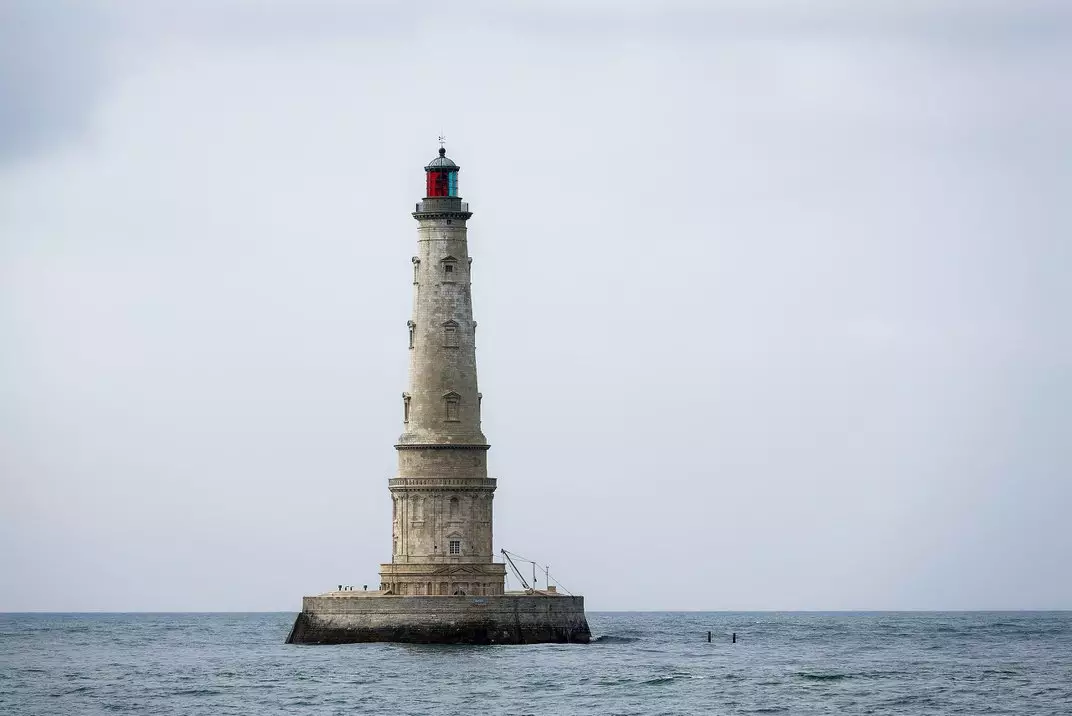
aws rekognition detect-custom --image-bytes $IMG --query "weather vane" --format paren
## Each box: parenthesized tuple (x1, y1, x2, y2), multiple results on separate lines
(438, 134, 447, 149)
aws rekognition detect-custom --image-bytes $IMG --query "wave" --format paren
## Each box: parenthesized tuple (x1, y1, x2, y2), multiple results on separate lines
(171, 688, 225, 696)
(591, 635, 639, 644)
(640, 676, 677, 686)
(796, 672, 850, 681)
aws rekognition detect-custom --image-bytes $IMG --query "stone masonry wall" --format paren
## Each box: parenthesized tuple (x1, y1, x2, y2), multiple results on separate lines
(287, 594, 591, 645)
(383, 202, 503, 594)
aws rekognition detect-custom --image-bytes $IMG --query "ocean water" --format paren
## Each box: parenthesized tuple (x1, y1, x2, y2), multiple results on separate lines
(1, 612, 1069, 715)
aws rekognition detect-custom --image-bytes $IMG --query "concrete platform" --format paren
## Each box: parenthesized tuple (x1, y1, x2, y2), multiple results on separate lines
(286, 591, 591, 645)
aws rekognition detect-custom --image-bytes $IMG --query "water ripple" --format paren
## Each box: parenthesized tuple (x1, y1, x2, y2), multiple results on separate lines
(1, 612, 1069, 716)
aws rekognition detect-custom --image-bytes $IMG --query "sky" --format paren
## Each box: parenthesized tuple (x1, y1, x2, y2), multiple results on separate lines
(1, 0, 1070, 612)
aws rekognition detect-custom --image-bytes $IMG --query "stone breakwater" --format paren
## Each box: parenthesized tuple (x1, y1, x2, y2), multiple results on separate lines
(286, 593, 591, 645)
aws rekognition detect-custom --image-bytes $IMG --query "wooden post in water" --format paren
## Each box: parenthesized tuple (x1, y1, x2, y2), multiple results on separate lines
(732, 632, 737, 643)
(707, 631, 712, 642)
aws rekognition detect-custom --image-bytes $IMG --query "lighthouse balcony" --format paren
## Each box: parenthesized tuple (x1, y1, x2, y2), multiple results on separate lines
(414, 198, 470, 215)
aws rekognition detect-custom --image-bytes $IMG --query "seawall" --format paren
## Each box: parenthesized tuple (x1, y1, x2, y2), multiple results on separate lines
(286, 593, 590, 645)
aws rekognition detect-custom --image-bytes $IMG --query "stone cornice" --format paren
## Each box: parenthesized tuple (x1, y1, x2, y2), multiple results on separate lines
(379, 562, 506, 576)
(412, 211, 473, 221)
(395, 443, 490, 451)
(388, 477, 497, 490)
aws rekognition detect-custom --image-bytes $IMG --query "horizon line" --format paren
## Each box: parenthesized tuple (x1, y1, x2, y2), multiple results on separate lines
(3, 608, 1070, 615)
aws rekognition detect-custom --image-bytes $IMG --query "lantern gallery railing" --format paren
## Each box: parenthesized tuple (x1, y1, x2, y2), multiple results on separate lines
(415, 200, 469, 213)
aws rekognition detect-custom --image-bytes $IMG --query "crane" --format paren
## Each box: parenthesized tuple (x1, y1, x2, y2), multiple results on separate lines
(500, 549, 531, 592)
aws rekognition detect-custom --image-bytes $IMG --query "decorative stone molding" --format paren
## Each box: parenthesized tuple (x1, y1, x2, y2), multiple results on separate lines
(442, 320, 459, 347)
(412, 211, 473, 221)
(443, 391, 461, 421)
(440, 256, 459, 283)
(393, 443, 491, 451)
(388, 477, 497, 490)
(379, 562, 506, 577)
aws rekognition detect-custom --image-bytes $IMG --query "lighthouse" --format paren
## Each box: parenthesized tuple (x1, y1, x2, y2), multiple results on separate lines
(286, 146, 589, 644)
(379, 147, 507, 597)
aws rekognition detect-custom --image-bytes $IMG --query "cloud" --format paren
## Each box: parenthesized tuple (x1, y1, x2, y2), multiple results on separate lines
(1, 0, 1070, 610)
(0, 1, 117, 164)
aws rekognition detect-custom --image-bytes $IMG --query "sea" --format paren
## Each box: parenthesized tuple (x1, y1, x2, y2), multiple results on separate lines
(1, 611, 1069, 715)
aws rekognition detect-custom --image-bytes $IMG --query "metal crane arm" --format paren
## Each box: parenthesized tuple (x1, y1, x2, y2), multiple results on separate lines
(501, 549, 530, 591)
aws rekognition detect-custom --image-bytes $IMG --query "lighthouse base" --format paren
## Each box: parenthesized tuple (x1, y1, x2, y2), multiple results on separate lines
(285, 592, 590, 645)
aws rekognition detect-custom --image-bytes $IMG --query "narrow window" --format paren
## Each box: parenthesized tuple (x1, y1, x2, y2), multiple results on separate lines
(407, 321, 416, 349)
(444, 326, 457, 347)
(411, 257, 420, 284)
(444, 393, 460, 421)
(402, 393, 411, 423)
(449, 496, 459, 519)
(449, 540, 461, 555)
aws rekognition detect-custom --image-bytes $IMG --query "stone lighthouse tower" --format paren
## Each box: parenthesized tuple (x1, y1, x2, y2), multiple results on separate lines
(286, 146, 589, 645)
(378, 147, 507, 597)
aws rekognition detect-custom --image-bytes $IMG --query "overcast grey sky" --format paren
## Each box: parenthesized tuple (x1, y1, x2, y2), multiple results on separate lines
(1, 0, 1069, 612)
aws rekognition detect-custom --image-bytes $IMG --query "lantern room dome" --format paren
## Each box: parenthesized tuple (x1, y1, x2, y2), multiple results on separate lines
(425, 147, 458, 170)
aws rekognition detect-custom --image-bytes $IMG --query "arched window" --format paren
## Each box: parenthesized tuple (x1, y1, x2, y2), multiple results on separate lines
(449, 497, 459, 520)
(412, 495, 422, 521)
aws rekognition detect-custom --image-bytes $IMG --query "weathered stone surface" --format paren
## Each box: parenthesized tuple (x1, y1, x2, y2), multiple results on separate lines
(286, 594, 590, 645)
(387, 157, 499, 593)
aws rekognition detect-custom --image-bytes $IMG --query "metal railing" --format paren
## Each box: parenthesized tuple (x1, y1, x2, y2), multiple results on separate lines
(415, 200, 469, 213)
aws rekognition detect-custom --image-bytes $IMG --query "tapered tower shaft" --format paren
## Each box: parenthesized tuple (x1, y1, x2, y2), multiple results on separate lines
(379, 148, 505, 597)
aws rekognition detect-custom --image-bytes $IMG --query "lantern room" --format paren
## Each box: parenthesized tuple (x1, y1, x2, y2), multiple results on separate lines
(425, 147, 459, 197)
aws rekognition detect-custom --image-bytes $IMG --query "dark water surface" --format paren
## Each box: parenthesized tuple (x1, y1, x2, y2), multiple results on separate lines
(1, 612, 1070, 715)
